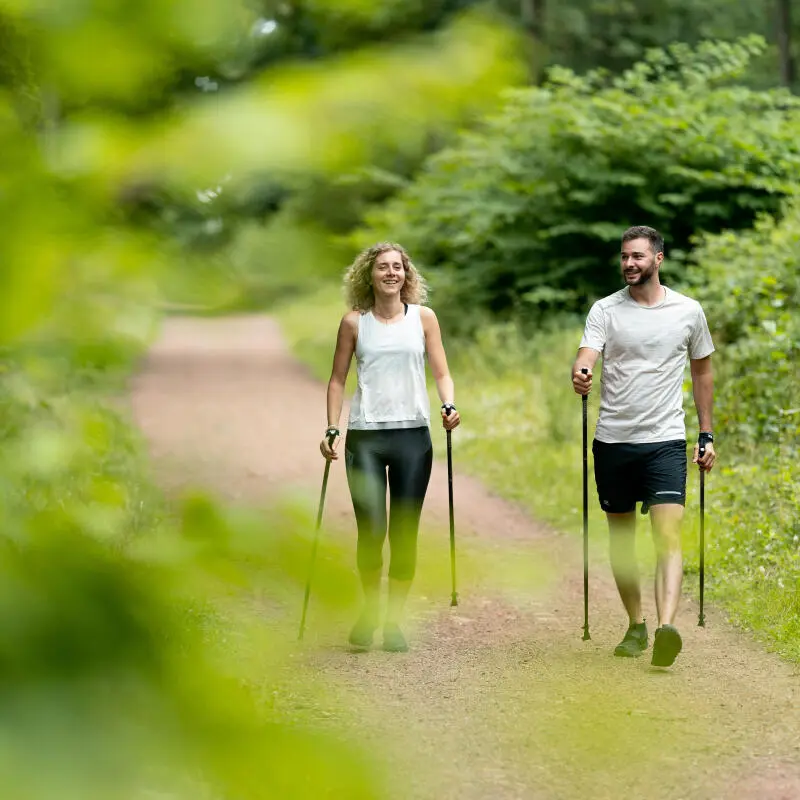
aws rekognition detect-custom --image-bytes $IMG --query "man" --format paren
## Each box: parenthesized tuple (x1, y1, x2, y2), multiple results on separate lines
(572, 225, 716, 667)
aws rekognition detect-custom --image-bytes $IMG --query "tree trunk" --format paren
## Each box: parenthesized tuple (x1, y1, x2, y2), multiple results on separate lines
(777, 0, 795, 89)
(520, 0, 547, 81)
(520, 0, 546, 41)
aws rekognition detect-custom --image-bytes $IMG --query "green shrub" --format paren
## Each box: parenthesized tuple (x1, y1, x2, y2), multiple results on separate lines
(678, 199, 799, 657)
(685, 200, 799, 445)
(359, 37, 800, 333)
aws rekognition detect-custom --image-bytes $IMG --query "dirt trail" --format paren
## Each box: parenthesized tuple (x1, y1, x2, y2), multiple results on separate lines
(130, 315, 800, 800)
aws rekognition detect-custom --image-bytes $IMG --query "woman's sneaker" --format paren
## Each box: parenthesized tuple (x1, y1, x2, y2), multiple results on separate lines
(614, 621, 648, 657)
(382, 622, 409, 652)
(651, 624, 683, 667)
(348, 609, 379, 650)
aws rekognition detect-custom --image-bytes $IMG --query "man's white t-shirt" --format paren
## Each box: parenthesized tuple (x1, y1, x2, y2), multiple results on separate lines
(580, 286, 715, 444)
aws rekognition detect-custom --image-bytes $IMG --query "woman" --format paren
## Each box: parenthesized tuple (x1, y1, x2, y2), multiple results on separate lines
(320, 242, 461, 652)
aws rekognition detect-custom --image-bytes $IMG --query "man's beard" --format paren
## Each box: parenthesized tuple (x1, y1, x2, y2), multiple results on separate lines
(623, 262, 657, 285)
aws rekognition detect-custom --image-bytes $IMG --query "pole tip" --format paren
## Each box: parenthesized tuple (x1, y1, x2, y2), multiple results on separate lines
(582, 628, 591, 641)
(450, 593, 459, 607)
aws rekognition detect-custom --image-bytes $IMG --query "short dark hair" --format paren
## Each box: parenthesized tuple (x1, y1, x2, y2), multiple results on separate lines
(621, 225, 664, 256)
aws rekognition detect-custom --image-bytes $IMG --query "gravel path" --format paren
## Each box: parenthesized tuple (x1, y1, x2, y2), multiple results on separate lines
(130, 314, 800, 800)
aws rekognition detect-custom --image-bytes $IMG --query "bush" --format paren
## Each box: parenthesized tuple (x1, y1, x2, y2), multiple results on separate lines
(676, 199, 799, 657)
(685, 200, 800, 445)
(359, 37, 800, 332)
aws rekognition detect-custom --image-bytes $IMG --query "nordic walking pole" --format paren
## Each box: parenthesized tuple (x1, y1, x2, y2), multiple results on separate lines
(698, 441, 706, 628)
(298, 429, 338, 641)
(580, 368, 591, 641)
(444, 404, 458, 607)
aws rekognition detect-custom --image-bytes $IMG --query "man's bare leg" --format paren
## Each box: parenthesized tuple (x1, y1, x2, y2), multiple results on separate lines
(607, 511, 643, 623)
(649, 503, 685, 666)
(654, 559, 666, 624)
(608, 511, 649, 656)
(649, 503, 684, 626)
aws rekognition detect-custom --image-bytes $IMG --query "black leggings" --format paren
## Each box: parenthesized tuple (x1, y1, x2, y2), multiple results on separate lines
(344, 427, 433, 581)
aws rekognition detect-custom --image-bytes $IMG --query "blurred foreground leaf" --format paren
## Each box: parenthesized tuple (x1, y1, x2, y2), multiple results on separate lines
(55, 11, 523, 188)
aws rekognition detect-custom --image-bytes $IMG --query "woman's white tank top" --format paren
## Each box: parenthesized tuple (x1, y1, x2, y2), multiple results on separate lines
(348, 304, 430, 430)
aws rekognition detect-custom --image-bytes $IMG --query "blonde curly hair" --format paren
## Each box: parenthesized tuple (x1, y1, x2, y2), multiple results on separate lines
(343, 242, 428, 312)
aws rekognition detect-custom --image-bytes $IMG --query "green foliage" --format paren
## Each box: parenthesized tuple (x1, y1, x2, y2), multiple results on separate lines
(0, 482, 380, 798)
(0, 368, 162, 542)
(163, 215, 346, 311)
(539, 0, 776, 79)
(129, 9, 522, 303)
(0, 1, 527, 795)
(244, 0, 485, 66)
(679, 200, 799, 658)
(706, 448, 799, 658)
(0, 299, 380, 797)
(9, 0, 245, 111)
(685, 200, 800, 445)
(359, 37, 800, 333)
(209, 0, 794, 299)
(0, 10, 40, 124)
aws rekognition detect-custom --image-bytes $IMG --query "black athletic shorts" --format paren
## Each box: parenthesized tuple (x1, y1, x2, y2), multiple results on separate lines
(592, 439, 687, 514)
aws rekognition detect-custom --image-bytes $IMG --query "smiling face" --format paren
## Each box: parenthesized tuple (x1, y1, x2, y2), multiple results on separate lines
(621, 237, 663, 286)
(371, 249, 406, 299)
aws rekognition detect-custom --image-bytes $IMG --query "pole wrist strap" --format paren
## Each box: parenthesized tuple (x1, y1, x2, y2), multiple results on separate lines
(698, 431, 714, 454)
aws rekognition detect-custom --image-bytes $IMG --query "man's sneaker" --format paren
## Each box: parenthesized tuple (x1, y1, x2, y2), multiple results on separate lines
(614, 621, 648, 657)
(651, 624, 683, 667)
(348, 609, 378, 649)
(382, 622, 409, 653)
